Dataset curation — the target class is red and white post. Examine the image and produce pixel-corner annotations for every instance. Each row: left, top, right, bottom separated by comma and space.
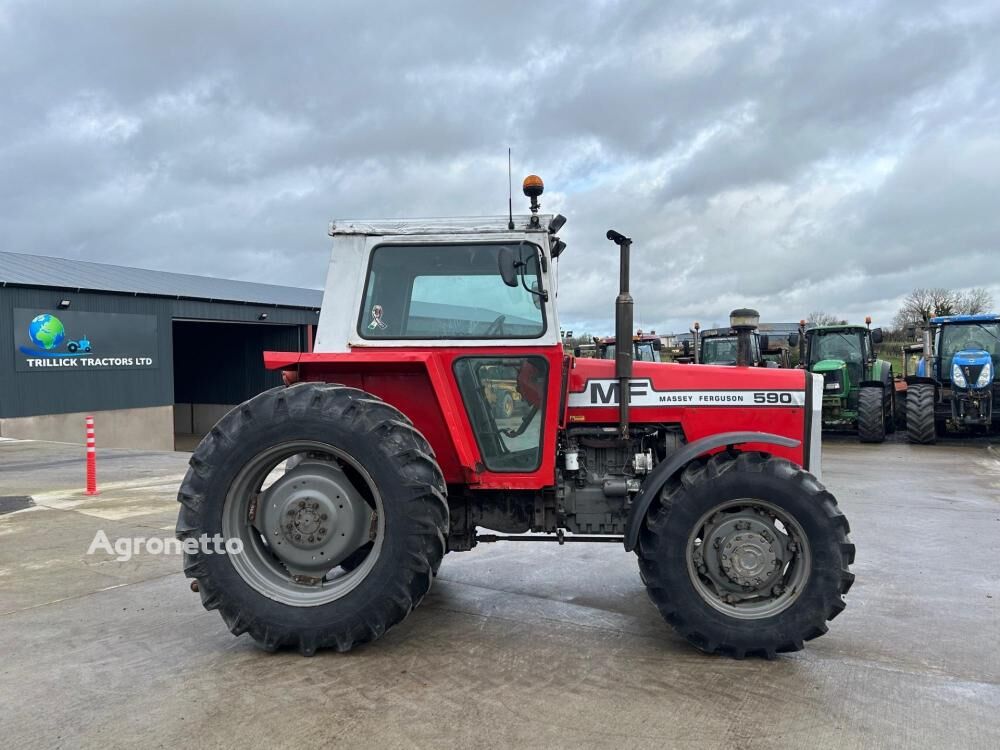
85, 415, 99, 496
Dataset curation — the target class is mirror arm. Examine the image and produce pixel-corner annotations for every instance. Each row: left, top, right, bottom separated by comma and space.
514, 241, 549, 302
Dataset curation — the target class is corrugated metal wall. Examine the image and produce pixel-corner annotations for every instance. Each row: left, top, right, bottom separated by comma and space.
0, 285, 315, 419
173, 321, 300, 404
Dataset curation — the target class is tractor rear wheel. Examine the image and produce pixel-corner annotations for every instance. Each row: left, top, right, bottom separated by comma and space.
176, 382, 448, 655
637, 452, 854, 658
858, 386, 886, 443
906, 384, 937, 444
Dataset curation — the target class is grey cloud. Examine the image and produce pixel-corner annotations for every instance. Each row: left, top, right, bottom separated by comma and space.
1, 0, 998, 336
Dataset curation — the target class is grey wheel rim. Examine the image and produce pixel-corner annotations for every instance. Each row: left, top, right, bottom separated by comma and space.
686, 498, 811, 620
222, 440, 384, 607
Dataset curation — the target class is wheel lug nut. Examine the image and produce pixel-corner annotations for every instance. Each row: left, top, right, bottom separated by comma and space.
298, 500, 306, 509
308, 536, 315, 543
287, 508, 295, 516
294, 534, 302, 541
320, 514, 328, 521
319, 527, 327, 535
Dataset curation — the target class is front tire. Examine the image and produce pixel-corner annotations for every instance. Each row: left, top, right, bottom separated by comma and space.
176, 382, 448, 655
906, 384, 937, 444
858, 386, 886, 443
637, 452, 854, 658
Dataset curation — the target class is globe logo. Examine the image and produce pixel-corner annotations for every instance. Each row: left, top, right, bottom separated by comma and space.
28, 313, 66, 351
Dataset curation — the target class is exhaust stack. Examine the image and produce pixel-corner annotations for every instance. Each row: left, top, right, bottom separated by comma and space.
730, 308, 760, 367
606, 229, 633, 441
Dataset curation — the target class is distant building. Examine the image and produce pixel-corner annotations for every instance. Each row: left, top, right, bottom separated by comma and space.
1, 251, 320, 450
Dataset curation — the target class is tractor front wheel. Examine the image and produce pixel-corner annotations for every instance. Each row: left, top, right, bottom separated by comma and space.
858, 386, 886, 443
637, 452, 854, 658
906, 384, 937, 444
175, 382, 448, 655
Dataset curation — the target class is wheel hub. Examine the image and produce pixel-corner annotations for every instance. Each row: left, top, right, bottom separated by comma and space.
281, 496, 337, 547
720, 532, 777, 587
703, 514, 785, 592
257, 459, 374, 577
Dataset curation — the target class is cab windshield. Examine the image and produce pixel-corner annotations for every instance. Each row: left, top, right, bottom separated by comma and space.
600, 342, 661, 362
938, 322, 1000, 367
809, 331, 864, 365
359, 243, 545, 339
701, 337, 738, 364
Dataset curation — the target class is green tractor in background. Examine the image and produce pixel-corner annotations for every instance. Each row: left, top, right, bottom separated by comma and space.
791, 317, 897, 442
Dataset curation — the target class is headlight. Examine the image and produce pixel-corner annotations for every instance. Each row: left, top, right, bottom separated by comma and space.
952, 363, 967, 388
976, 361, 993, 388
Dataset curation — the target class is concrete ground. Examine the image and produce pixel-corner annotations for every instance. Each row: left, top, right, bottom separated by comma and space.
1, 436, 998, 749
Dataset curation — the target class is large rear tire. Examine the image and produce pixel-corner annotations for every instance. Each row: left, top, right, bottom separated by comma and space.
858, 386, 886, 443
906, 384, 937, 444
637, 452, 854, 658
176, 382, 448, 655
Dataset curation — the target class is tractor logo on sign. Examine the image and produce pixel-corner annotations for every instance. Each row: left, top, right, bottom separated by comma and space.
18, 313, 95, 357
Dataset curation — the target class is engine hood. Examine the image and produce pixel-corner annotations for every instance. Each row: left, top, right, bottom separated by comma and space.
952, 349, 992, 367
811, 359, 847, 373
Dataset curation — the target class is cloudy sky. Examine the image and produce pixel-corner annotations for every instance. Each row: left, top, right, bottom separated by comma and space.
2, 0, 998, 335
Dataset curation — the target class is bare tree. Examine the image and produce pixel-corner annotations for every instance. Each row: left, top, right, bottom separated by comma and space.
893, 288, 957, 330
957, 287, 994, 315
807, 311, 845, 326
894, 287, 994, 331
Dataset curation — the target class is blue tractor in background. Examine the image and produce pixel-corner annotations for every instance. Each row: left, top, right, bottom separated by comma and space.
905, 314, 1000, 443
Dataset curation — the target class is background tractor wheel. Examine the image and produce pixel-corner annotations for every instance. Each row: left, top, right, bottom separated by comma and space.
906, 384, 937, 444
858, 386, 886, 443
176, 382, 448, 655
499, 391, 515, 419
637, 452, 854, 658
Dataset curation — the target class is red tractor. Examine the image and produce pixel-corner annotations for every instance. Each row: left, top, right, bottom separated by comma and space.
177, 177, 854, 658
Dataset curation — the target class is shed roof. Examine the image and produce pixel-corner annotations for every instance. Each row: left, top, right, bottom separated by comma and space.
0, 250, 323, 308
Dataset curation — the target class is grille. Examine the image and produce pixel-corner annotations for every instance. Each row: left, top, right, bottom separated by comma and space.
822, 370, 845, 394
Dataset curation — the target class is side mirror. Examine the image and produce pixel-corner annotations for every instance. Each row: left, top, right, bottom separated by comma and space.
653, 339, 662, 351
573, 347, 581, 357
788, 333, 799, 348
759, 335, 770, 351
682, 341, 691, 356
498, 247, 519, 287
871, 328, 883, 344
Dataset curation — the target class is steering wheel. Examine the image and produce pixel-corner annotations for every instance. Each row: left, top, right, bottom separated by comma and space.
484, 314, 506, 337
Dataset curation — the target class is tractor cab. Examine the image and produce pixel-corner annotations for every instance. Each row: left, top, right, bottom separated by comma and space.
924, 315, 999, 385
792, 319, 895, 441
696, 328, 769, 366
595, 332, 662, 363
803, 325, 877, 395
905, 314, 999, 441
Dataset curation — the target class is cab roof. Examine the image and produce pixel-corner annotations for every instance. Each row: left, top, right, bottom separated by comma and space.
930, 313, 1000, 324
327, 215, 556, 237
806, 324, 867, 334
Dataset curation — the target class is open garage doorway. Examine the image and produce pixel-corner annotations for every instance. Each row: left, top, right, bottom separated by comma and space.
172, 320, 304, 450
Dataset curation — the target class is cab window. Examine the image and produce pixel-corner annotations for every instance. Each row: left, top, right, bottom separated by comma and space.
359, 243, 545, 339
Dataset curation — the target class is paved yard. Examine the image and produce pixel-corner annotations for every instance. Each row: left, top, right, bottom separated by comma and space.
1, 437, 998, 749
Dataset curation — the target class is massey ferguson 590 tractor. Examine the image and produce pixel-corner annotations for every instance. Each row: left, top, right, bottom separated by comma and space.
177, 177, 854, 658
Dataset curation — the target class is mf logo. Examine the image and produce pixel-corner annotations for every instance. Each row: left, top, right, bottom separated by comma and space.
589, 380, 650, 405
